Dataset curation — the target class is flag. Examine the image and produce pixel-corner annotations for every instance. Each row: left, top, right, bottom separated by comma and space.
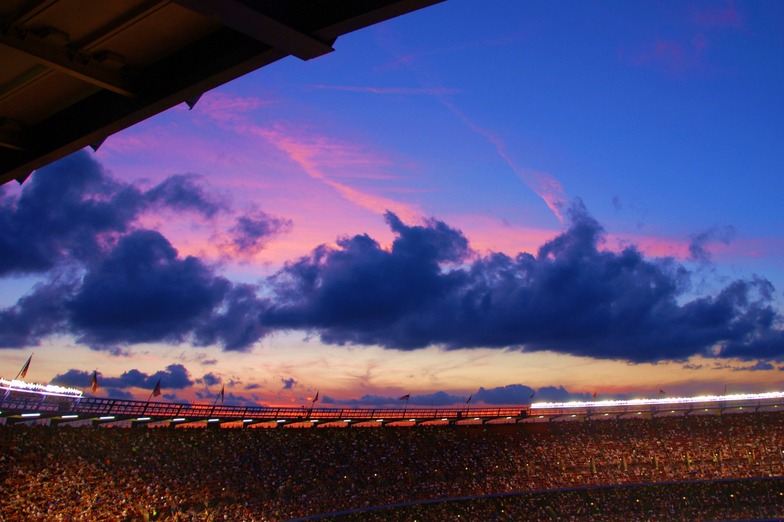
152, 379, 162, 397
313, 390, 319, 403
466, 394, 472, 404
592, 392, 597, 399
659, 389, 666, 395
529, 391, 536, 399
398, 394, 410, 401
90, 370, 99, 392
219, 385, 225, 403
18, 353, 33, 379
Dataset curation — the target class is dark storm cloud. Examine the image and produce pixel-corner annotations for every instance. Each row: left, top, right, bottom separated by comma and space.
51, 364, 193, 391
534, 386, 593, 403
407, 391, 466, 406
0, 281, 73, 348
142, 174, 224, 217
265, 211, 470, 348
0, 153, 220, 276
193, 283, 270, 351
689, 225, 735, 263
320, 394, 396, 406
475, 385, 536, 405
229, 213, 293, 254
263, 201, 784, 363
731, 361, 775, 371
50, 369, 94, 388
3, 154, 784, 364
0, 153, 280, 352
200, 372, 222, 386
100, 364, 194, 390
69, 230, 231, 346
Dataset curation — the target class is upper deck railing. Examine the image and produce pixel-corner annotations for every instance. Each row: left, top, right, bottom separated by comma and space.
3, 379, 782, 427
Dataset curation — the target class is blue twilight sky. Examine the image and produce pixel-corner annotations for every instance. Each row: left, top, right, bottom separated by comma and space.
1, 0, 783, 407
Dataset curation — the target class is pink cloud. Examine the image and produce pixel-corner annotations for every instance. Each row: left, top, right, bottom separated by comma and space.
693, 1, 745, 29
254, 126, 422, 222
196, 92, 273, 124
439, 98, 568, 222
310, 84, 460, 96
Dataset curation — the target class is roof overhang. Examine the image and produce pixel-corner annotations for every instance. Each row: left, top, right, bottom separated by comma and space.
0, 0, 444, 185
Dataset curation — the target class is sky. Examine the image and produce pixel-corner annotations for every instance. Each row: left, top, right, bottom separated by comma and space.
1, 0, 783, 409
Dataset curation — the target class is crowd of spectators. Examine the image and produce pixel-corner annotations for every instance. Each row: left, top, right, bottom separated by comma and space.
0, 411, 782, 521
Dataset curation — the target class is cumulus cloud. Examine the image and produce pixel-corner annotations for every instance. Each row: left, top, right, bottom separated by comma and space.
51, 364, 194, 392
69, 230, 231, 346
0, 153, 221, 277
0, 153, 284, 352
689, 225, 735, 263
320, 392, 464, 407
2, 154, 783, 364
200, 372, 222, 386
264, 201, 784, 362
475, 384, 537, 405
227, 213, 292, 255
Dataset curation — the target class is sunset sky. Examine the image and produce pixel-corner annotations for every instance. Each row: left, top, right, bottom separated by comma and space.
1, 0, 783, 408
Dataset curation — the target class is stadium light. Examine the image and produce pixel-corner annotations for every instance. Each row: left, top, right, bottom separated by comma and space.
60, 415, 78, 419
344, 419, 352, 423
376, 419, 384, 422
0, 378, 82, 398
21, 413, 41, 418
172, 418, 186, 422
276, 419, 286, 423
310, 420, 318, 423
243, 419, 253, 423
530, 391, 784, 409
99, 416, 115, 420
207, 418, 220, 422
136, 417, 151, 421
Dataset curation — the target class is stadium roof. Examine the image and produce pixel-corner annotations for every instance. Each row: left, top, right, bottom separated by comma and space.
0, 0, 444, 186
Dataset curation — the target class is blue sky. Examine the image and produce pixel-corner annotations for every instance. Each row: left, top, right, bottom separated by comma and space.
1, 0, 783, 407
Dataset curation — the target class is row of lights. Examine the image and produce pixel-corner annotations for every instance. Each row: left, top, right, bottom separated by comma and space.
6, 413, 523, 424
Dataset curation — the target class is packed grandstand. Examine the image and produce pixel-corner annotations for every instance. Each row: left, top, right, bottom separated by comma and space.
1, 404, 783, 521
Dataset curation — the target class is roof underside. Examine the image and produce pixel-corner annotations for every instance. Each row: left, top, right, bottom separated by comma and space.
0, 0, 443, 186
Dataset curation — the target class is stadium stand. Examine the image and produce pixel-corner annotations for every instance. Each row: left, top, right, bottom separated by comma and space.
1, 410, 782, 521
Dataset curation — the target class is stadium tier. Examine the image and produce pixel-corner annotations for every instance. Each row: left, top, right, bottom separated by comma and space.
2, 380, 784, 428
1, 410, 783, 520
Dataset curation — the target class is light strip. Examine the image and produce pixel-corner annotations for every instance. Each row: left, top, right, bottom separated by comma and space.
21, 413, 41, 418
0, 378, 82, 397
531, 391, 784, 410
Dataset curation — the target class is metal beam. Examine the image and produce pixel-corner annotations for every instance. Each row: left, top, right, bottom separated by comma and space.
172, 0, 334, 60
0, 25, 137, 97
0, 29, 285, 186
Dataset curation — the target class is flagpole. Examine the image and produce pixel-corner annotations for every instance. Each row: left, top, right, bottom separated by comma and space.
147, 379, 162, 402
15, 353, 33, 380
212, 385, 225, 407
308, 390, 319, 418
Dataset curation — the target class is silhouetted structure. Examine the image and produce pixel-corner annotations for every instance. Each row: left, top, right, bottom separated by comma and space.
0, 0, 444, 185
